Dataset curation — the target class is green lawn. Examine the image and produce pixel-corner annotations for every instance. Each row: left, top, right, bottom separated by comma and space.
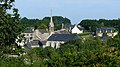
78, 32, 92, 39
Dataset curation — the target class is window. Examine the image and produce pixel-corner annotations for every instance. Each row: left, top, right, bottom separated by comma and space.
49, 42, 51, 47
31, 34, 33, 36
30, 37, 33, 40
54, 42, 56, 48
27, 34, 29, 36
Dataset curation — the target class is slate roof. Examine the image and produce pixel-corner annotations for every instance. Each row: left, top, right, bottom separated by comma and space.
70, 25, 83, 30
24, 30, 33, 33
101, 36, 111, 40
24, 41, 40, 53
30, 41, 40, 46
40, 41, 47, 46
48, 34, 79, 41
39, 29, 48, 34
96, 28, 114, 33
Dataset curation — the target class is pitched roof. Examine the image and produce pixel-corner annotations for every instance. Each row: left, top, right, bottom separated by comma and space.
96, 28, 114, 33
24, 30, 33, 33
30, 41, 40, 46
24, 41, 40, 53
70, 25, 83, 30
48, 34, 79, 41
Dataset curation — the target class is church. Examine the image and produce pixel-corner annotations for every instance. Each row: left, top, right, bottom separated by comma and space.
20, 14, 79, 49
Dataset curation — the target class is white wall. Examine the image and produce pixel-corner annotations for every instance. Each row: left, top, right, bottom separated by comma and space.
22, 33, 34, 41
31, 45, 39, 48
45, 41, 64, 48
72, 25, 83, 34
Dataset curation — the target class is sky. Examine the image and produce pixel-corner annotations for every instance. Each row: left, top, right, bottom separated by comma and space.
15, 0, 120, 24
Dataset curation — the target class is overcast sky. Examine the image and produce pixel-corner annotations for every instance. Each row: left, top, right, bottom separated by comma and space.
15, 0, 120, 24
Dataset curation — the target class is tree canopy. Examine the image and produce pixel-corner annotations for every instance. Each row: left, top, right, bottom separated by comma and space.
21, 16, 71, 30
79, 19, 120, 32
0, 0, 24, 57
0, 0, 23, 47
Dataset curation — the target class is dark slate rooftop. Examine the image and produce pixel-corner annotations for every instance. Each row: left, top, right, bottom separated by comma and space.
39, 29, 48, 34
70, 25, 83, 30
101, 36, 111, 40
48, 34, 79, 41
96, 28, 114, 33
24, 41, 40, 53
40, 41, 47, 46
24, 30, 34, 33
30, 41, 40, 46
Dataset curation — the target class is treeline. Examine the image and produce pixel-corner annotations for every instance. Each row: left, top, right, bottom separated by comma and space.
21, 16, 71, 30
79, 19, 120, 32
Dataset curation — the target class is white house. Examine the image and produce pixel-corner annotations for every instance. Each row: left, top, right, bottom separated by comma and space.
71, 25, 83, 34
22, 29, 34, 41
44, 34, 79, 48
96, 28, 118, 37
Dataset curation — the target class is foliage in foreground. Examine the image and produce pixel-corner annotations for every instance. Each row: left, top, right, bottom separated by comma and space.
23, 35, 120, 67
0, 0, 23, 56
1, 35, 120, 67
0, 56, 28, 67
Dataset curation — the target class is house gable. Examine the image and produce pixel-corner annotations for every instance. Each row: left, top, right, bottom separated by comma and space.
72, 25, 83, 34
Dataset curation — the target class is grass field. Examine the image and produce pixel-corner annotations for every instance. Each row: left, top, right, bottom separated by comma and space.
78, 32, 92, 39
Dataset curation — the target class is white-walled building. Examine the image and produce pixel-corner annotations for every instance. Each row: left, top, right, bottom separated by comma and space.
21, 29, 50, 47
96, 28, 118, 37
20, 13, 55, 48
71, 25, 83, 34
44, 34, 79, 48
22, 29, 34, 41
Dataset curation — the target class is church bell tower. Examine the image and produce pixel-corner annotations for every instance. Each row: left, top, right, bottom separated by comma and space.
49, 10, 54, 34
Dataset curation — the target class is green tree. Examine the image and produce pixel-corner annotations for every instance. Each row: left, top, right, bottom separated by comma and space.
24, 36, 120, 67
38, 23, 48, 29
79, 19, 120, 32
0, 0, 23, 54
0, 56, 27, 67
21, 16, 71, 30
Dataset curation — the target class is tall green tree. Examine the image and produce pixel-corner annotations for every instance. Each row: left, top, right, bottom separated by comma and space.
0, 0, 22, 53
38, 23, 48, 29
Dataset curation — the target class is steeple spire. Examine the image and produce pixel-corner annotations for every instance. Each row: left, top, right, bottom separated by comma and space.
49, 9, 54, 33
50, 9, 54, 27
